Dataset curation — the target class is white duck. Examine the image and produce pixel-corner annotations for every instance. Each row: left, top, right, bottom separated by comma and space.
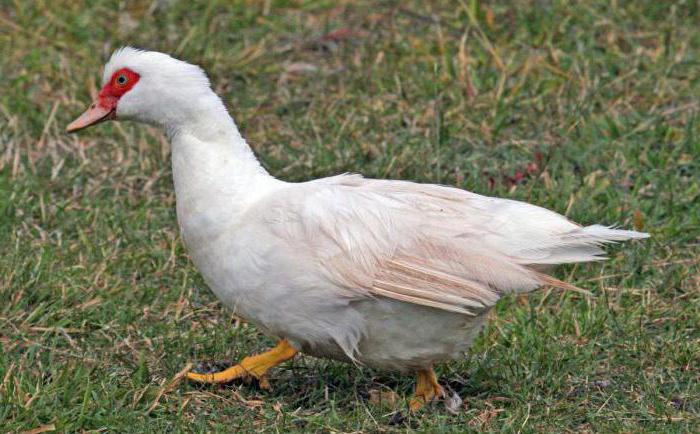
67, 48, 648, 410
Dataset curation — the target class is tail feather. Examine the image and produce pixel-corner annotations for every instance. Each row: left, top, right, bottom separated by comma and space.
517, 225, 649, 265
526, 225, 649, 297
563, 225, 650, 243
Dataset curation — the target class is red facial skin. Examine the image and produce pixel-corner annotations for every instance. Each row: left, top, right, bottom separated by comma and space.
98, 67, 141, 110
65, 68, 141, 133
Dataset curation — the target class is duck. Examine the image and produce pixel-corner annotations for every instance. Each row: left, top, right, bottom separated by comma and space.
67, 47, 648, 411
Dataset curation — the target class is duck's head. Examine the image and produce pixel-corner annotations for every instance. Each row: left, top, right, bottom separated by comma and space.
67, 47, 214, 133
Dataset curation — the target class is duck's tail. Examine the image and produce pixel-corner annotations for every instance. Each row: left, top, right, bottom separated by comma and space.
520, 225, 649, 265
523, 225, 649, 296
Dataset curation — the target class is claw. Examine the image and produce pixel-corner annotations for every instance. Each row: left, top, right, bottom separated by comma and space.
186, 339, 297, 387
409, 368, 444, 411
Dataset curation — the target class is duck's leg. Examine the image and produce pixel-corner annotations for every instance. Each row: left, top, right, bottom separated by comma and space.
409, 367, 444, 411
186, 339, 297, 388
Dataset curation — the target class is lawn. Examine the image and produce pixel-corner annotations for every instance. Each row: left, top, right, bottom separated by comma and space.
1, 0, 698, 432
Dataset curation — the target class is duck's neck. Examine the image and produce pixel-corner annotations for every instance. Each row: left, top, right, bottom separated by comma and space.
165, 94, 281, 245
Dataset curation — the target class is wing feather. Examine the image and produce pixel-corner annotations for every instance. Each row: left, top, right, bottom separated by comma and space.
264, 173, 643, 315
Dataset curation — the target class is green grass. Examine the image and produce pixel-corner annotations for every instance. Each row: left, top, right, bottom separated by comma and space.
1, 0, 698, 432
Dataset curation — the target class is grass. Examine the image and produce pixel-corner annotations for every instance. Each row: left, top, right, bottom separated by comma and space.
1, 0, 698, 432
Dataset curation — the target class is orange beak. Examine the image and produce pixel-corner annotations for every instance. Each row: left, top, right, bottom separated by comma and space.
65, 100, 116, 133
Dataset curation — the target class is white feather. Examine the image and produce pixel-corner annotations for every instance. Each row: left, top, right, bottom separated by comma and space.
94, 48, 649, 370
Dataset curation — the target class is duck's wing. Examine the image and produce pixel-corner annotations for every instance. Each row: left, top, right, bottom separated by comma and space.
263, 174, 647, 315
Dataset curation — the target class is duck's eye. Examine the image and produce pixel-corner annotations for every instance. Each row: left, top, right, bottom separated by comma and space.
116, 74, 128, 85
